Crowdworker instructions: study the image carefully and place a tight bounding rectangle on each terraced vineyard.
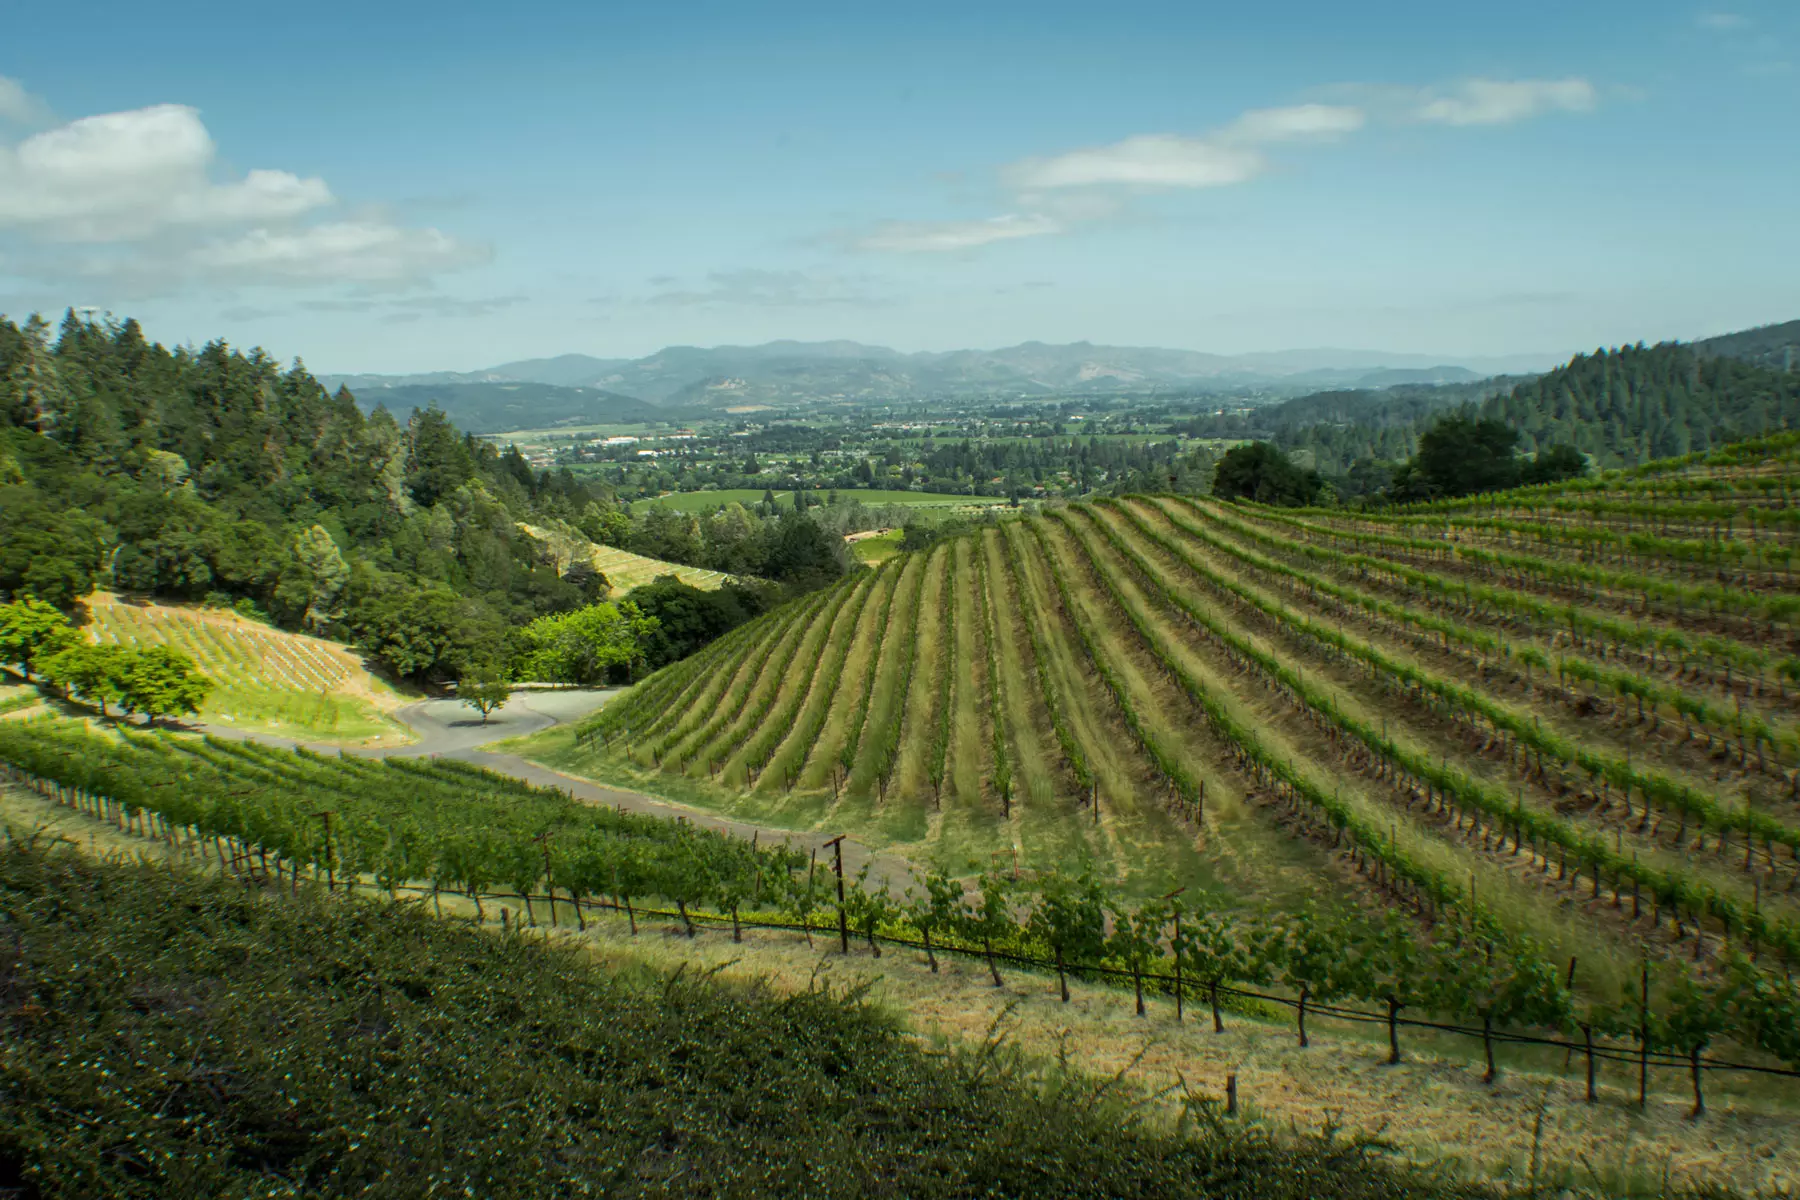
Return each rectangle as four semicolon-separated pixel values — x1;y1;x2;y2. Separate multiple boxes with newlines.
83;595;409;742
569;436;1800;996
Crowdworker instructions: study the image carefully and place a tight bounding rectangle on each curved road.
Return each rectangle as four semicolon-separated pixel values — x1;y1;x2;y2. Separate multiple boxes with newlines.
203;690;917;890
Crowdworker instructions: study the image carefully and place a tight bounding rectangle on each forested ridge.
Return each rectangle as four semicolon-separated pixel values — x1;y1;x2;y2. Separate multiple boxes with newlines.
0;311;848;683
1181;340;1797;487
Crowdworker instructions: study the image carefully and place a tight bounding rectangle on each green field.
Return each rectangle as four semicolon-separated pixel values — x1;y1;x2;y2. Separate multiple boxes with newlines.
632;487;1011;513
848;528;903;565
546;435;1800;1019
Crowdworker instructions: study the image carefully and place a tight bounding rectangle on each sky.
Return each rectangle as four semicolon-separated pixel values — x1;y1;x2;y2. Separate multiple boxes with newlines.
1;0;1795;373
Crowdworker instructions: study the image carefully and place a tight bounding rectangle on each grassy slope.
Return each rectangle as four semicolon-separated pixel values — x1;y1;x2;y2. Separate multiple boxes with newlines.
517;521;734;592
0;787;1788;1198
82;594;411;745
0;838;1517;1200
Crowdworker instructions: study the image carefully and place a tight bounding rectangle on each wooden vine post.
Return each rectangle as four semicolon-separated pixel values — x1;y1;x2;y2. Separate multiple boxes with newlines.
825;834;849;954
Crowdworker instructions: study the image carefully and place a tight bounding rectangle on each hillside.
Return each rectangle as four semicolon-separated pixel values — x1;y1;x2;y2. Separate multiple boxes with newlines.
517;522;739;592
348;381;663;433
1255;342;1798;478
0;836;1521;1199
1696;319;1800;372
321;340;1557;409
549;436;1800;1014
81;593;411;743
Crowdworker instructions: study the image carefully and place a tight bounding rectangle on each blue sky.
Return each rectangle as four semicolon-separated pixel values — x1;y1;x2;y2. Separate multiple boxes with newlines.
1;0;1794;371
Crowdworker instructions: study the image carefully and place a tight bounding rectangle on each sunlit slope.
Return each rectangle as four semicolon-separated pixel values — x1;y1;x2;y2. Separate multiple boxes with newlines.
554;436;1800;989
517;521;736;592
84;593;411;743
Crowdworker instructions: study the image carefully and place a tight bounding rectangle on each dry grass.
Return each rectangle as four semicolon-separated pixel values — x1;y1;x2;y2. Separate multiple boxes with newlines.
517;521;735;592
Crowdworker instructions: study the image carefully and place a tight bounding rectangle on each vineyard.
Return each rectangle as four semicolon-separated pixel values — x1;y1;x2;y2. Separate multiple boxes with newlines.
516;521;738;592
549;435;1800;1069
82;594;409;742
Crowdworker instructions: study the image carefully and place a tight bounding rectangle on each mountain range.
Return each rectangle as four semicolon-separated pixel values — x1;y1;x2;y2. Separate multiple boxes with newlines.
319;340;1557;418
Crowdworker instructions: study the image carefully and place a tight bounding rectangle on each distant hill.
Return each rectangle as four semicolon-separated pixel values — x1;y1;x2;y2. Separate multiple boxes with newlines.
323;340;1560;410
1695;319;1800;373
346;381;663;433
1251;343;1797;479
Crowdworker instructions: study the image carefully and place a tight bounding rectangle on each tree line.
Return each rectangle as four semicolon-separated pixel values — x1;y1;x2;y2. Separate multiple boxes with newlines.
0;310;851;686
0;599;210;723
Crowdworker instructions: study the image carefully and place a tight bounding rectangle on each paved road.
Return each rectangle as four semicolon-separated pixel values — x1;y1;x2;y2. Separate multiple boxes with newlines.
202;689;917;890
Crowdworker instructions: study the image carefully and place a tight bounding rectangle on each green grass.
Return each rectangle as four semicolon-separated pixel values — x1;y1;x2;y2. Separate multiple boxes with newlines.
848;528;903;565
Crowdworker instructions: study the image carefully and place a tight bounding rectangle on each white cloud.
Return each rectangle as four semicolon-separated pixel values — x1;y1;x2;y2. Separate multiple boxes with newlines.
0;90;484;294
855;214;1062;253
0;104;332;241
1006;136;1263;190
1697;11;1750;30
1004;104;1362;191
852;78;1592;256
189;222;487;285
1220;103;1367;144
0;77;52;126
1410;78;1597;126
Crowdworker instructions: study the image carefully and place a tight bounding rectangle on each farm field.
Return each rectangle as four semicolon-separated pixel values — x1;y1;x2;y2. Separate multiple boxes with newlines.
516;522;737;591
82;594;411;743
544;433;1800;1013
631;487;1011;514
846;527;903;565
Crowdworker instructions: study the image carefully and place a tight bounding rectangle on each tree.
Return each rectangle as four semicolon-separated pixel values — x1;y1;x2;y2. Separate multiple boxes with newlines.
37;641;128;715
561;562;609;604
0;598;72;680
1404;414;1521;499
349;585;498;683
628;577;767;670
1210;442;1323;506
275;524;351;633
514;601;658;685
1521;442;1589;485
761;515;849;589
115;645;211;726
899;521;934;553
406;406;475;507
458;663;512;724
